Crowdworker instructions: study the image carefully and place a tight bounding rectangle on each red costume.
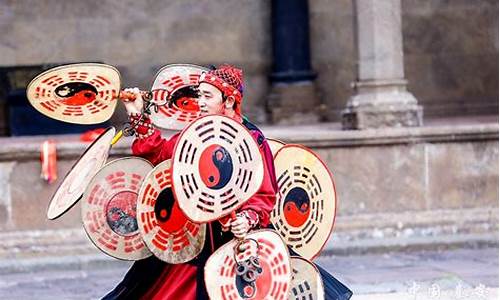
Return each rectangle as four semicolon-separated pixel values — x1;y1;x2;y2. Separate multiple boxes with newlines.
133;118;276;300
103;65;278;300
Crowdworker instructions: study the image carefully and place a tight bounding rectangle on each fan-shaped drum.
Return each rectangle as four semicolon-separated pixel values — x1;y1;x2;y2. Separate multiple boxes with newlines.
171;115;264;223
271;144;337;260
81;157;153;260
289;256;324;300
150;64;208;130
27;63;120;124
137;159;206;264
205;230;291;300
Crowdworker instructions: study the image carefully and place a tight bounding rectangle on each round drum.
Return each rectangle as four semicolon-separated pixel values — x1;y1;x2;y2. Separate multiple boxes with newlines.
27;63;120;124
271;144;337;260
137;159;206;264
47;127;115;220
81;157;153;260
171;115;264;223
204;229;291;300
150;64;208;130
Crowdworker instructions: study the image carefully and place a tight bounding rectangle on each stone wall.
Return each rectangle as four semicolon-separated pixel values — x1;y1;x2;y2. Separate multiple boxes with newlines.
0;0;497;125
309;0;499;120
402;0;499;118
264;120;499;215
0;0;272;124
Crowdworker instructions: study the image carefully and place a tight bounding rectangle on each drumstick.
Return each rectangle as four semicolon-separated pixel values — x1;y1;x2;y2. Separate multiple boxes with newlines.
117;90;152;102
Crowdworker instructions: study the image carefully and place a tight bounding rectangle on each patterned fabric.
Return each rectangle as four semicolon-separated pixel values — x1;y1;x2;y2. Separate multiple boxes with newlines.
199;64;243;115
129;113;155;139
238;210;260;228
208;64;243;93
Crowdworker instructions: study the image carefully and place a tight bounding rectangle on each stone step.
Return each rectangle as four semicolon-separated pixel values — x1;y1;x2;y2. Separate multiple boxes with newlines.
328;207;499;254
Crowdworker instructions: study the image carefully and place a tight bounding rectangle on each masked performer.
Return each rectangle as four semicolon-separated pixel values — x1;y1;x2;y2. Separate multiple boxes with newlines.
103;65;276;300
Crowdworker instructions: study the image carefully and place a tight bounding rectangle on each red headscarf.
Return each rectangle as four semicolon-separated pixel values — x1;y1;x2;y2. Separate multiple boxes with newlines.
198;64;243;115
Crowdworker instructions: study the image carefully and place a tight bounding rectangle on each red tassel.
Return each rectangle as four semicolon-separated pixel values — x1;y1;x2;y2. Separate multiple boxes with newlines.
40;140;57;184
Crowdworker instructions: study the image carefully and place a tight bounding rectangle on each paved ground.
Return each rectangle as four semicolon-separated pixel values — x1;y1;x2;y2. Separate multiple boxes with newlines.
0;247;497;300
317;247;498;300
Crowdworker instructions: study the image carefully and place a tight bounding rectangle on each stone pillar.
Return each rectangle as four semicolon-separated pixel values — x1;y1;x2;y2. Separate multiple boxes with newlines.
342;0;423;129
267;0;322;124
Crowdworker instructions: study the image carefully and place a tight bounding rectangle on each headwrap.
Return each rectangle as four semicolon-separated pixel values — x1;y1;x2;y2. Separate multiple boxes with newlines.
198;64;243;115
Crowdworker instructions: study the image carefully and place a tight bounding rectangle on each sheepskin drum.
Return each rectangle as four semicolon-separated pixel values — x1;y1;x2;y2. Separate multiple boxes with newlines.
27;63;120;124
137;159;206;264
81;157;153;260
171;115;264;223
271;144;337;260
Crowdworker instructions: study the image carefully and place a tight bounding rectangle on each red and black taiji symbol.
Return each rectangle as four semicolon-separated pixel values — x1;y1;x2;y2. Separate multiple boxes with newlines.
54;82;98;106
283;187;311;228
199;144;233;190
169;86;200;113
155;188;186;233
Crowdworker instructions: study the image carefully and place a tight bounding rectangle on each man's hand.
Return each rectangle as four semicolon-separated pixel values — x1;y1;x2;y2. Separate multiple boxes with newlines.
121;87;144;115
230;214;251;239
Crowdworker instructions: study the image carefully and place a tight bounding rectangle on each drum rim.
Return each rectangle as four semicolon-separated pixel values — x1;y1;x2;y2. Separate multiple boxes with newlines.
150;63;209;90
46;126;116;220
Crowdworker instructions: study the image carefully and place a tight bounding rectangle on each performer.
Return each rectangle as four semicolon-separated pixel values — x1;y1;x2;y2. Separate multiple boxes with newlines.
103;65;352;300
103;65;277;300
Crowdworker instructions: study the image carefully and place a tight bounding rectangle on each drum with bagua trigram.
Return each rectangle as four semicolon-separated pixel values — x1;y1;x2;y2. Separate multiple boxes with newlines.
171;115;264;223
137;159;206;264
81;157;153;260
271;144;337;260
149;64;208;130
204;229;291;300
26;63;120;124
289;256;325;300
47;126;116;220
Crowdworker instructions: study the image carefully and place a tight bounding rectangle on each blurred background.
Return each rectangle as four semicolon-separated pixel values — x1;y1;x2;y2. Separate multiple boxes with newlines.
0;0;497;299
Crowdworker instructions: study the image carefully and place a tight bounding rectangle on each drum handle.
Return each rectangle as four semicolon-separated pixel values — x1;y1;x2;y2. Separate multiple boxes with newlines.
232;210;259;259
110;130;123;146
117;89;168;106
118;90;152;102
230;211;245;241
110;88;171;146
